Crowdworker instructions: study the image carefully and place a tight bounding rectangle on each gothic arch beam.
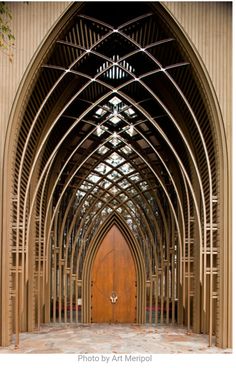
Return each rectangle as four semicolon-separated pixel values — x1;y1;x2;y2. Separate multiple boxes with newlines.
1;2;230;349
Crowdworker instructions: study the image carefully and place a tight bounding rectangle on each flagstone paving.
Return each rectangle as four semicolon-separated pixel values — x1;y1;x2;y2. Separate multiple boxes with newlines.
0;324;232;354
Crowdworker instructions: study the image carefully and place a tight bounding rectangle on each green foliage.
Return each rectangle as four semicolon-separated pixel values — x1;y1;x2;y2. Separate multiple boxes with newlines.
0;2;15;61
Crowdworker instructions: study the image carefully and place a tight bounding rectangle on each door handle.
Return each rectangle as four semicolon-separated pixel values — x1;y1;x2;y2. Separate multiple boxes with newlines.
110;291;118;304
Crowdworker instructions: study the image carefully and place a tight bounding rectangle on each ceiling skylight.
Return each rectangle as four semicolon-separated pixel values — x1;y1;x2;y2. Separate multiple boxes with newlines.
107;170;122;181
120;146;132;155
106;152;125;167
98;146;109;155
109;115;121;125
118;162;134;175
96;125;107;137
109;96;122;106
87;173;101;183
124;107;136;117
95;107;106;117
94;163;112;175
109;133;121;147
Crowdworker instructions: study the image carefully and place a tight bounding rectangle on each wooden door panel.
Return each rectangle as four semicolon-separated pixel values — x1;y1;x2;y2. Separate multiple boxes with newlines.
91;225;136;323
91;231;114;322
112;227;136;322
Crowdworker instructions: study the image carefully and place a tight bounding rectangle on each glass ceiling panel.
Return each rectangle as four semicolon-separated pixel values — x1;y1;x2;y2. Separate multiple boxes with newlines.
96;125;108;137
82;200;91;209
104;193;112;201
126;217;133;227
118;162;134;175
109;133;122;147
94;162;112;175
125;125;136;137
76;190;86;198
120;146;132;155
98;146;110;155
110;185;121;195
139;181;149;191
87;173;101;183
101;207;112;216
117;178;130;189
86;194;93;202
91;187;99;195
129;173;141;182
109;96;122;106
126;187;138;196
107;170;122;181
118;193;128;202
98;60;135;80
99;178;112;189
105;152;125;167
109;115;121;125
79;182;93;191
124;107;136;118
95;107;107;117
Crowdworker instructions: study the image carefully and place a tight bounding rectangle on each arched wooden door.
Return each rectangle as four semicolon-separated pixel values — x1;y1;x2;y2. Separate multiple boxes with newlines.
91;225;137;323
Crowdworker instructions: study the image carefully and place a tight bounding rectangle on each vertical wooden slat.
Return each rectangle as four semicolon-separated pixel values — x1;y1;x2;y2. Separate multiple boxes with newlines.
0;2;69;135
164;2;232;139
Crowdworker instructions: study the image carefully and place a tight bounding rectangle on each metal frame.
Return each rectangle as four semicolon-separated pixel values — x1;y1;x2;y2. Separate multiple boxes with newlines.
1;2;229;349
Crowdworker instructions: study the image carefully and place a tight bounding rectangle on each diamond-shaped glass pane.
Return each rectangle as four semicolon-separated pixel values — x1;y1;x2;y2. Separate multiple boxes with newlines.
80;182;93;191
109;136;121;147
95;107;106;117
127;187;138;196
120;145;132;155
96;126;107;137
87;173;101;183
107;170;122;181
109;96;122;106
98;146;109;155
109;185;120;195
99;179;112;189
106;153;125;167
91;187;99;195
118;162;134;175
129;174;141;182
96;201;103;209
82;198;92;209
94;163;112;175
110;115;121;125
103;193;112;202
76;190;86;198
119;193;128;202
139;181;149;190
124;107;136;117
82;202;88;210
118;178;130;189
101;207;112;216
125;125;136;137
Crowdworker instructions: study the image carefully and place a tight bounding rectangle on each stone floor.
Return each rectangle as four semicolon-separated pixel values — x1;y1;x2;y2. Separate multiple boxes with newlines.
0;324;232;354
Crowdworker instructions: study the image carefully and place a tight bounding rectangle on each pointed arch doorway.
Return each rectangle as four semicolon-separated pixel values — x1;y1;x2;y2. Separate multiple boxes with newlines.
91;225;136;323
82;216;145;324
1;1;231;349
